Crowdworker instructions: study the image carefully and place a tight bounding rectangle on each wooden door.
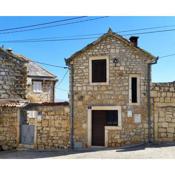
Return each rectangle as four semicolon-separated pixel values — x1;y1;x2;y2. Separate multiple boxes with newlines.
92;110;106;146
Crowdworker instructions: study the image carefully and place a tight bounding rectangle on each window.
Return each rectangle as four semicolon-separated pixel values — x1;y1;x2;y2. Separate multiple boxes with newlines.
106;110;118;126
129;75;140;104
33;81;42;92
131;77;137;103
91;59;107;83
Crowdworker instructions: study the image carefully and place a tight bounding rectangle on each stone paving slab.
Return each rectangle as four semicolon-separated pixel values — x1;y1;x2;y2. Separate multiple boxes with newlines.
1;144;175;159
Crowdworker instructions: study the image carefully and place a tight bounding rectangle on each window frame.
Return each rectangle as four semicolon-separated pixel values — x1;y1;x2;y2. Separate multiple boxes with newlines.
105;110;118;126
32;80;43;93
129;74;140;105
89;56;109;85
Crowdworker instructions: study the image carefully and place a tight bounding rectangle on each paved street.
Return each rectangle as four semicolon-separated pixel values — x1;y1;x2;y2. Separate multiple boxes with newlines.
0;144;175;159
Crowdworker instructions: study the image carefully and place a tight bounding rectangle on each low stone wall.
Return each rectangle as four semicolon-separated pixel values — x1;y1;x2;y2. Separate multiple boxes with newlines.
24;102;70;150
151;82;175;143
0;107;19;150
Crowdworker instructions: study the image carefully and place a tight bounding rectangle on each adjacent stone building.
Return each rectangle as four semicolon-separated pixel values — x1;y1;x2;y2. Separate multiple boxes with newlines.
0;48;28;150
0;48;28;100
151;82;175;143
66;28;158;148
13;55;58;103
0;47;68;151
25;61;57;103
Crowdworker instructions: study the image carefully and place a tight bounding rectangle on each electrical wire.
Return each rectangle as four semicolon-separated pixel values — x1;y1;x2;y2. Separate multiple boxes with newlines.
57;69;69;87
3;26;175;43
159;53;175;58
0;16;87;32
29;60;68;69
0;16;108;34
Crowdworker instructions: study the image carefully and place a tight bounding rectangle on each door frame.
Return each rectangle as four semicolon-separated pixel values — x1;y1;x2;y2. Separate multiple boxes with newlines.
19;109;37;146
87;106;122;147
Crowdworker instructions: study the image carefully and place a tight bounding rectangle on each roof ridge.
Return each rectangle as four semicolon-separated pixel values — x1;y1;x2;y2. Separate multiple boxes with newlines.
66;28;156;64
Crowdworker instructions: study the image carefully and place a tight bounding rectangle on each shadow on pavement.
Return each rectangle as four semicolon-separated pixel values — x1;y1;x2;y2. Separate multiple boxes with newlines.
1;143;175;159
0;147;114;159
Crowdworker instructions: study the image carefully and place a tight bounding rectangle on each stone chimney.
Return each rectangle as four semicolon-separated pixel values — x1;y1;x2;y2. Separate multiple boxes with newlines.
129;36;139;47
6;48;13;53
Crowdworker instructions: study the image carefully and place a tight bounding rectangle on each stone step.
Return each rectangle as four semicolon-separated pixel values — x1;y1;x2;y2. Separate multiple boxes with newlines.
17;144;34;150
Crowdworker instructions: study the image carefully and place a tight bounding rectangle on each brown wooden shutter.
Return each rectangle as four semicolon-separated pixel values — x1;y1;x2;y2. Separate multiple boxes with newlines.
92;59;106;82
131;77;137;103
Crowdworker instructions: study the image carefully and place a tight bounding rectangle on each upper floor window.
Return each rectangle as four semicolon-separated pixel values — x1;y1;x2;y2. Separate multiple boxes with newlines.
33;81;42;93
129;75;140;105
90;56;109;84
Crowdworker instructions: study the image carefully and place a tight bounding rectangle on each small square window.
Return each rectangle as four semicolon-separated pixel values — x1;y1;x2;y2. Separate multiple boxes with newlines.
33;81;42;93
91;59;107;83
106;110;118;126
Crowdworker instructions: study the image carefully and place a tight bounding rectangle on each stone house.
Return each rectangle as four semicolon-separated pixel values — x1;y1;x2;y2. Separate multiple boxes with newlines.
0;48;70;151
65;28;159;148
13;55;58;103
25;60;57;103
0;47;28;150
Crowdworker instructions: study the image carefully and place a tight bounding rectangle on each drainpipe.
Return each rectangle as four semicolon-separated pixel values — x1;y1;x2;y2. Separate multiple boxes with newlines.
147;56;159;144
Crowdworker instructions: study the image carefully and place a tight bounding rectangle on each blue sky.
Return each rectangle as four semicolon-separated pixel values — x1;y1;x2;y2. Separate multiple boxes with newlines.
1;16;175;101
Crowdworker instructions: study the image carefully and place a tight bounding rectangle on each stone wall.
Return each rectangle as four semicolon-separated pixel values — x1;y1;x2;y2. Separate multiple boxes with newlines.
0;107;19;150
151;82;175;143
0;50;27;99
26;78;55;103
24;102;70;149
69;34;153;148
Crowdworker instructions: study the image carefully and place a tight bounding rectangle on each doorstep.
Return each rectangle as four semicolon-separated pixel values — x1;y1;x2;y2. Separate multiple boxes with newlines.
17;144;35;151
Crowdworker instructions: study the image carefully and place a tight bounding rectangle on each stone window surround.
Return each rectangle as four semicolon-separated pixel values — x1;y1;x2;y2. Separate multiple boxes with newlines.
129;74;141;105
89;56;109;85
32;80;43;93
87;105;122;147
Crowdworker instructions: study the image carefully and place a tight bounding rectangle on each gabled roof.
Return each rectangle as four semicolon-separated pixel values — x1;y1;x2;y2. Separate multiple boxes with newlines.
14;54;57;80
66;28;156;64
27;61;57;79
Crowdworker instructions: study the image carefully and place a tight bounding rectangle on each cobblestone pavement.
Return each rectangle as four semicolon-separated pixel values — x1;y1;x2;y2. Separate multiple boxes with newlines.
1;144;175;159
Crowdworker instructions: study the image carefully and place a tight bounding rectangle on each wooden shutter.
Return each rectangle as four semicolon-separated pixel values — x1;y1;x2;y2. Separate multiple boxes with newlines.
92;59;106;82
131;77;137;103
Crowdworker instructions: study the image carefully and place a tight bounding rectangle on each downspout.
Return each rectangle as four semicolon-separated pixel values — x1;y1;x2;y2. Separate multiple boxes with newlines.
65;58;74;150
53;81;56;102
147;56;159;144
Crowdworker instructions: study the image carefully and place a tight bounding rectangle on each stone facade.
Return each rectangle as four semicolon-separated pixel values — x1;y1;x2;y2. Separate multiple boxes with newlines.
0;103;70;150
0;107;20;150
0;49;27;100
66;30;156;148
26;79;56;103
23;103;70;149
151;82;175;143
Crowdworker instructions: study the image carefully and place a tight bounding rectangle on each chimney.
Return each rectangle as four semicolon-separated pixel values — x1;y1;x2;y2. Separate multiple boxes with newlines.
129;36;139;47
6;48;13;53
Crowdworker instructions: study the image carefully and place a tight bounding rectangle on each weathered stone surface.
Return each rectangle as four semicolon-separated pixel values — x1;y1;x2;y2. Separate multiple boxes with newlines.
26;79;56;103
151;82;175;143
26;104;70;149
69;33;151;148
0;107;19;150
0;50;27;99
